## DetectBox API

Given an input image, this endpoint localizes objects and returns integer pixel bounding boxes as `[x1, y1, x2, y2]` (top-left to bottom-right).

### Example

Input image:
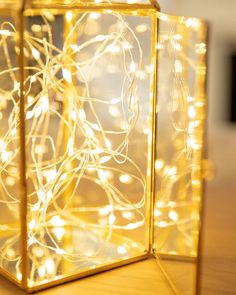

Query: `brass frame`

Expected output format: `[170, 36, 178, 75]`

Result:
[151, 14, 208, 295]
[0, 1, 208, 293]
[196, 23, 209, 295]
[19, 1, 160, 292]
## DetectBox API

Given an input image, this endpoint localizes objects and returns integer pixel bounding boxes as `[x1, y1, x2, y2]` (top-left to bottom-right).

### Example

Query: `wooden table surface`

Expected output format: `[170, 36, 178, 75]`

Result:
[0, 129, 236, 295]
[199, 128, 236, 295]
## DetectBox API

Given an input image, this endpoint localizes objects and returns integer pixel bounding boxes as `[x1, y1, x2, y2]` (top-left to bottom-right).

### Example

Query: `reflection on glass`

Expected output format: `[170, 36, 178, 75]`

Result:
[154, 12, 207, 258]
[0, 6, 155, 291]
[0, 16, 21, 283]
[0, 3, 207, 294]
[153, 12, 207, 295]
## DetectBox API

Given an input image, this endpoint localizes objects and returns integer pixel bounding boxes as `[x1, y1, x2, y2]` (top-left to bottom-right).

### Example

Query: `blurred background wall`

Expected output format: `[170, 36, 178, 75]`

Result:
[158, 1, 236, 294]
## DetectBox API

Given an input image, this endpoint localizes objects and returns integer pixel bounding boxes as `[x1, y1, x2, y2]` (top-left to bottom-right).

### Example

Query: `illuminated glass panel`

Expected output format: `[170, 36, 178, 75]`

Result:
[23, 10, 154, 289]
[154, 12, 207, 258]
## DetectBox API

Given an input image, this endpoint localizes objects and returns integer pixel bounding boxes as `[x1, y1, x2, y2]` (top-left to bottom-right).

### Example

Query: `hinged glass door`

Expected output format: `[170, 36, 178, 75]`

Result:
[152, 11, 208, 295]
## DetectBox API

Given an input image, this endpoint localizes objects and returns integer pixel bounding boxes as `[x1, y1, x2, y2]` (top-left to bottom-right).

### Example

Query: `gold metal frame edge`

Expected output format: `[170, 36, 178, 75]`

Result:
[153, 251, 197, 263]
[195, 23, 209, 295]
[25, 4, 157, 12]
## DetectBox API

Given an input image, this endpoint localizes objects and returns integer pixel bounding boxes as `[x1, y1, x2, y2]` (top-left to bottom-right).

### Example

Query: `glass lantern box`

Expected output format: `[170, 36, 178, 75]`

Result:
[0, 0, 207, 293]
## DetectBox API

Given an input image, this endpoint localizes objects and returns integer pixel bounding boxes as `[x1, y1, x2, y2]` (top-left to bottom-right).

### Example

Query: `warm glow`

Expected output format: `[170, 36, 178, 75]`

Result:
[0, 2, 207, 291]
[154, 12, 207, 259]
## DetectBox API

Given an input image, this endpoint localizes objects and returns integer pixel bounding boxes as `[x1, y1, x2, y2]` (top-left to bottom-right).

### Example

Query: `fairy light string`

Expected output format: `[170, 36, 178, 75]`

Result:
[0, 9, 207, 285]
[154, 14, 207, 255]
[0, 10, 151, 283]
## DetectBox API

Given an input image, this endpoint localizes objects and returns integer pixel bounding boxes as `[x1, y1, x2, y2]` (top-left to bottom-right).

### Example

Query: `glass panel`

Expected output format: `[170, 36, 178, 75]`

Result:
[153, 12, 207, 295]
[0, 15, 22, 283]
[24, 10, 154, 289]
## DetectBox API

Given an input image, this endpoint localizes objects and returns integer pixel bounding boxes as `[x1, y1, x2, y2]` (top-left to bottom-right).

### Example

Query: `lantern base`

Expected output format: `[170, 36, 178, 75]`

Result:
[0, 225, 148, 292]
